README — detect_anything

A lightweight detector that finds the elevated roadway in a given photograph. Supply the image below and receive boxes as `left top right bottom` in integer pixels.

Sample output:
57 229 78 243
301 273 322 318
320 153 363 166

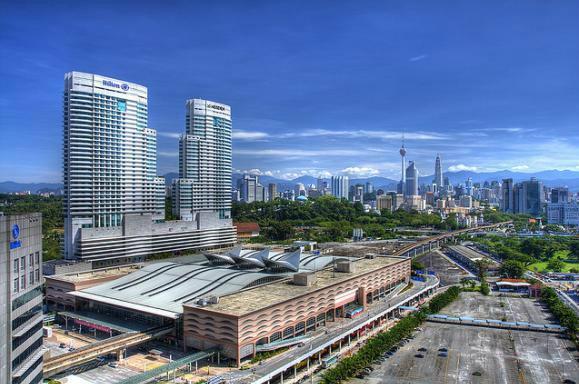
394 221 512 258
43 325 172 378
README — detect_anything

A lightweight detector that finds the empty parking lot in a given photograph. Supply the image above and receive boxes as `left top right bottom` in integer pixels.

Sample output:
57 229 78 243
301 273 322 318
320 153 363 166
352 293 578 384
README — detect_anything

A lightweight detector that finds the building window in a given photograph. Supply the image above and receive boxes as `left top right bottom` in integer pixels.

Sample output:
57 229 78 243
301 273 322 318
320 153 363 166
29 253 34 267
29 270 34 284
35 269 40 282
20 275 26 290
14 259 19 273
20 256 26 270
35 252 40 264
13 278 18 293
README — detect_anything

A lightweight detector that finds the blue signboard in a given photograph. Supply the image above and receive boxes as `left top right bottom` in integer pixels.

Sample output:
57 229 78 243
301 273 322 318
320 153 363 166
10 224 21 250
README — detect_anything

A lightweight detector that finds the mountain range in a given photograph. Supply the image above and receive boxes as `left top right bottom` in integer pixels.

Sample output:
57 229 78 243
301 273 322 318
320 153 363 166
2 169 579 194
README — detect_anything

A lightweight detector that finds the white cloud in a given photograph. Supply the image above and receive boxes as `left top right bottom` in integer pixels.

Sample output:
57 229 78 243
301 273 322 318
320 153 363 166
277 129 447 141
448 164 478 172
235 148 365 157
157 131 181 139
234 168 274 176
232 130 269 140
486 127 525 133
340 166 380 177
511 165 530 171
409 54 428 62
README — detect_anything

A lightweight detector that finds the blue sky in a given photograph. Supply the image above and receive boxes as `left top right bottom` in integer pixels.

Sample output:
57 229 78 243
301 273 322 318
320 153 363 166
1 0 578 182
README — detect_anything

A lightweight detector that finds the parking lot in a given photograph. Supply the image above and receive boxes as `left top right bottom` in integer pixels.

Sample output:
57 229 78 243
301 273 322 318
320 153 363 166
440 292 558 324
351 293 578 384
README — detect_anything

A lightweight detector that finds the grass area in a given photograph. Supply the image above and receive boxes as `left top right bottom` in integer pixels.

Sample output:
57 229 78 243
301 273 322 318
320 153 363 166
527 261 579 273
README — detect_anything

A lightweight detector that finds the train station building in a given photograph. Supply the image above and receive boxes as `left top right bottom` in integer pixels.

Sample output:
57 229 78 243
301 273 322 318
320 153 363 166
45 248 411 365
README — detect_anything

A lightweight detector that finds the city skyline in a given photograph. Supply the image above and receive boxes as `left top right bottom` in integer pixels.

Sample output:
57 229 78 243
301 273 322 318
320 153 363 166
1 1 579 183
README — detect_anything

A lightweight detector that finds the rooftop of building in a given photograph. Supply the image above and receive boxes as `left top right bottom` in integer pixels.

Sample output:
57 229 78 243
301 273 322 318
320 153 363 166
68 250 367 318
46 265 141 283
191 255 407 317
448 245 499 265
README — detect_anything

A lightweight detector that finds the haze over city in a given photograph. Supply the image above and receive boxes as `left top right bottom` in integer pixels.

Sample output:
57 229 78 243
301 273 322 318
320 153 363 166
1 1 579 183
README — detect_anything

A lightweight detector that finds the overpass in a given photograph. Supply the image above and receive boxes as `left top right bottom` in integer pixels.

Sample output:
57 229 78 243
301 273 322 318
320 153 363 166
393 221 512 258
43 325 172 378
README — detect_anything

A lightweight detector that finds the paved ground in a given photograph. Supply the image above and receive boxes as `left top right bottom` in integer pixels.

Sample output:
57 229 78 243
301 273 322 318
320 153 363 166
70 364 137 383
45 329 92 358
353 293 579 384
440 292 558 324
416 252 470 286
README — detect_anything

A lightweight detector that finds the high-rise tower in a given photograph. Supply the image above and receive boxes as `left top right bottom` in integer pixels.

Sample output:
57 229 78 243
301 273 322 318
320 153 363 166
434 153 443 189
63 72 164 259
405 161 419 196
397 140 407 194
173 99 233 223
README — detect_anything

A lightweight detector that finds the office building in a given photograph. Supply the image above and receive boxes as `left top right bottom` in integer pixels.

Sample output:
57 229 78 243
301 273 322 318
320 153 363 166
63 72 165 260
501 179 515 213
331 176 349 200
547 201 579 226
268 183 278 201
514 178 544 216
501 178 545 216
405 161 419 197
237 175 266 203
1 213 44 384
465 177 474 196
433 154 443 190
353 185 364 204
377 192 403 212
365 182 374 194
173 99 233 221
295 183 307 197
460 195 473 209
551 187 569 203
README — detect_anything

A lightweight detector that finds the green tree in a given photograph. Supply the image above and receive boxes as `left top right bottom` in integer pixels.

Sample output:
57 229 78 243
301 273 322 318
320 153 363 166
265 221 295 241
411 260 425 271
547 258 564 272
499 260 525 279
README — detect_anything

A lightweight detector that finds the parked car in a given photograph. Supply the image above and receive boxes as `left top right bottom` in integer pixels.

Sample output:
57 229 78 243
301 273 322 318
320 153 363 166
108 362 119 368
418 347 427 352
438 347 448 352
414 354 425 358
59 343 66 348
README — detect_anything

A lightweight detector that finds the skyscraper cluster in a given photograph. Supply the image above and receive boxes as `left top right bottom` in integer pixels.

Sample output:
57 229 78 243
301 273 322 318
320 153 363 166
500 177 544 216
63 72 235 265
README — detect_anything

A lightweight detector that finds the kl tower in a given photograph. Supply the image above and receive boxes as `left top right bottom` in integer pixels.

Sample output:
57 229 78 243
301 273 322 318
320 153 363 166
397 137 407 195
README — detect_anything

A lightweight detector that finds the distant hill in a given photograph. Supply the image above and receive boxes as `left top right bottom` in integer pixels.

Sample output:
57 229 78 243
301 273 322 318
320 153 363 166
2 169 578 194
0 181 62 194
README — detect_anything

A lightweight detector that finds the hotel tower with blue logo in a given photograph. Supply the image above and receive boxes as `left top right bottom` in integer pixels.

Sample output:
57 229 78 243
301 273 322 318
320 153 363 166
63 72 165 261
63 73 235 266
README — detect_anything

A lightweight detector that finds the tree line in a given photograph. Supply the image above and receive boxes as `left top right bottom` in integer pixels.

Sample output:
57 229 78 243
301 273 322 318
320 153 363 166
320 287 460 384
